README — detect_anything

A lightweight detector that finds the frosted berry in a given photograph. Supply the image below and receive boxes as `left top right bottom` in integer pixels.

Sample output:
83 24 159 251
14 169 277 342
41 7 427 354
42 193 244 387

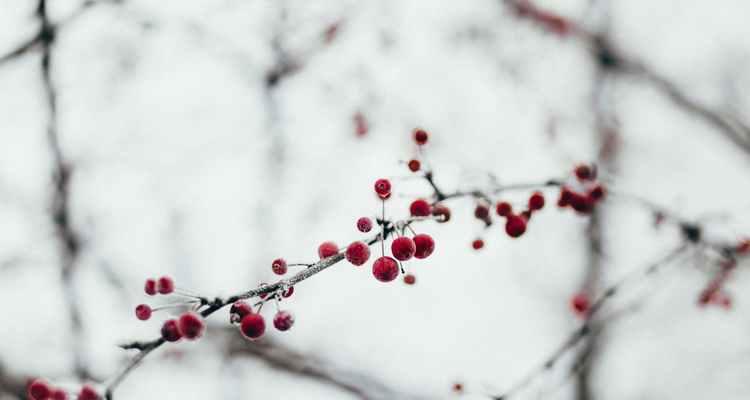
28 379 51 400
240 313 266 340
135 304 152 321
144 278 157 296
413 234 435 259
282 286 295 298
318 241 339 259
157 276 174 294
271 258 287 275
575 164 593 181
409 199 431 217
374 178 392 199
178 312 205 340
431 204 451 223
528 191 545 211
407 159 421 172
161 319 182 342
472 239 484 250
391 237 416 261
403 273 416 285
496 201 512 217
372 256 399 282
571 293 590 316
230 301 254 323
50 388 67 400
77 385 99 400
505 215 527 238
346 241 371 266
273 310 295 331
357 217 373 233
413 128 429 145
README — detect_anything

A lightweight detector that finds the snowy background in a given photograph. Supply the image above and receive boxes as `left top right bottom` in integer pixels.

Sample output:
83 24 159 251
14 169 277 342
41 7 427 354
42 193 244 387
1 0 750 399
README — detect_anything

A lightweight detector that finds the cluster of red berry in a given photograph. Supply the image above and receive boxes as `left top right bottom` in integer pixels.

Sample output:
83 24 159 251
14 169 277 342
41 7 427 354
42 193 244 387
557 164 606 214
228 300 295 341
27 379 99 400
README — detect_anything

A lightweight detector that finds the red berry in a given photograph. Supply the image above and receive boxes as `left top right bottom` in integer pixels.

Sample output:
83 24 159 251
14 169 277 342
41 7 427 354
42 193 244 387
431 204 451 223
144 279 157 296
282 286 295 298
413 128 429 145
240 313 266 340
474 204 490 220
407 159 421 172
374 178 392 199
345 241 371 266
472 239 484 250
28 378 51 400
161 319 182 342
557 187 573 207
77 385 100 400
273 310 295 331
135 304 152 321
50 388 68 400
391 237 416 261
569 192 594 214
403 273 416 285
495 201 512 217
372 256 399 282
505 215 527 238
157 276 174 295
413 234 435 259
588 184 605 201
409 199 432 217
230 301 254 323
356 217 373 233
737 238 750 254
178 312 205 340
574 164 593 181
271 258 287 275
528 191 545 210
571 293 590 316
318 241 339 259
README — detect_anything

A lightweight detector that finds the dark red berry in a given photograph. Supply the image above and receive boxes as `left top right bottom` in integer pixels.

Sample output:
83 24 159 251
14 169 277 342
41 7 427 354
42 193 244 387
28 379 51 400
178 312 205 340
135 304 152 321
571 293 590 317
557 187 573 207
372 256 399 282
345 241 371 266
413 128 429 145
282 286 295 298
569 192 594 214
413 234 435 259
157 276 174 295
374 178 392 199
273 310 295 331
271 258 287 275
472 239 484 250
495 201 512 217
407 159 421 172
528 191 545 210
574 164 593 181
403 273 416 285
77 385 100 400
588 184 605 200
391 237 416 261
240 313 266 340
50 388 68 400
357 217 373 233
230 301 254 323
474 204 490 220
409 199 432 217
431 204 451 223
318 241 339 259
505 215 527 238
161 319 182 342
144 279 157 296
